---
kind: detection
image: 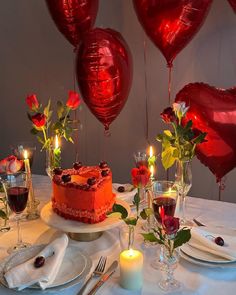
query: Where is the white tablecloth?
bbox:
[1,175,236,295]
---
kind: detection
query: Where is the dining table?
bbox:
[1,174,236,295]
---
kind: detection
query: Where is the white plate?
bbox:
[112,183,137,204]
[181,226,236,264]
[0,244,92,293]
[180,249,236,269]
[40,199,130,233]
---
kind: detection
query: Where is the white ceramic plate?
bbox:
[112,183,137,204]
[180,249,236,268]
[40,199,130,233]
[0,244,92,293]
[181,226,236,264]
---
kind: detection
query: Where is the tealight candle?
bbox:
[119,248,143,290]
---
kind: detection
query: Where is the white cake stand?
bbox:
[40,199,130,241]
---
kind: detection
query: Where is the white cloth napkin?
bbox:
[4,234,69,290]
[189,227,236,261]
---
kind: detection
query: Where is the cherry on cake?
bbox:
[52,162,115,224]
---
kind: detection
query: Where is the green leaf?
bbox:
[173,228,191,249]
[30,128,38,135]
[111,203,128,219]
[141,232,162,243]
[52,121,63,131]
[124,217,137,226]
[164,130,173,138]
[36,136,45,145]
[44,99,51,118]
[0,210,7,219]
[184,120,193,130]
[57,101,65,119]
[140,208,153,220]
[148,155,156,167]
[133,192,140,212]
[156,134,163,142]
[193,132,207,144]
[161,146,177,169]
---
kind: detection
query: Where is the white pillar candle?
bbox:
[119,249,143,290]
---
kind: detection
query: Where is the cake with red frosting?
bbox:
[52,162,115,224]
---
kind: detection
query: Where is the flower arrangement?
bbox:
[111,165,151,226]
[142,215,191,257]
[156,102,207,170]
[26,91,81,150]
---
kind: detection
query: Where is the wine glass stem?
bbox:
[16,214,22,246]
[179,193,186,224]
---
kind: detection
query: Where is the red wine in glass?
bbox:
[153,197,176,224]
[7,187,29,214]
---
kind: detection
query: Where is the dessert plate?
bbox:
[112,183,137,204]
[181,226,236,264]
[0,244,92,293]
[40,199,130,234]
[180,249,236,268]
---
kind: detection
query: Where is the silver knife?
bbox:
[87,261,118,295]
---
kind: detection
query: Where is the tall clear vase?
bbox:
[45,146,54,179]
[175,160,192,226]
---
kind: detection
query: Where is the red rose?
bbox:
[31,113,47,128]
[131,165,150,188]
[26,94,39,110]
[160,107,176,123]
[162,216,180,236]
[66,91,81,110]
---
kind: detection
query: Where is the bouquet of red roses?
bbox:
[26,91,81,151]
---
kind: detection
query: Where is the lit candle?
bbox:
[119,248,143,290]
[54,135,61,168]
[23,150,31,176]
[148,145,155,179]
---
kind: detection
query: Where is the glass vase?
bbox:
[119,224,135,251]
[159,247,180,292]
[175,160,192,226]
[45,146,54,178]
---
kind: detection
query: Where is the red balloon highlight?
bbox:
[76,28,133,131]
[46,0,99,47]
[133,0,212,66]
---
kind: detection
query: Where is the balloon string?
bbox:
[143,38,150,145]
[167,65,173,105]
[218,177,226,201]
[73,48,79,162]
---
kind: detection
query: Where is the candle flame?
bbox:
[149,146,153,157]
[55,135,59,149]
[23,150,28,160]
[128,248,134,257]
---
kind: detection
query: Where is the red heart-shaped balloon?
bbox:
[175,83,236,181]
[228,0,236,13]
[46,0,99,47]
[133,0,212,66]
[76,28,133,131]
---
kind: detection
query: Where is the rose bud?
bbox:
[31,113,47,128]
[160,107,176,124]
[131,165,151,188]
[26,94,39,110]
[162,216,180,236]
[66,91,81,110]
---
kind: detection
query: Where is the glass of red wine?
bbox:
[0,172,30,253]
[151,180,178,269]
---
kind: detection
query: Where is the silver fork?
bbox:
[77,256,107,295]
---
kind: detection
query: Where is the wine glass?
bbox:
[151,180,178,269]
[133,151,148,168]
[0,172,30,253]
[10,141,36,169]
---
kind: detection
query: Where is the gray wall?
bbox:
[0,0,236,202]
